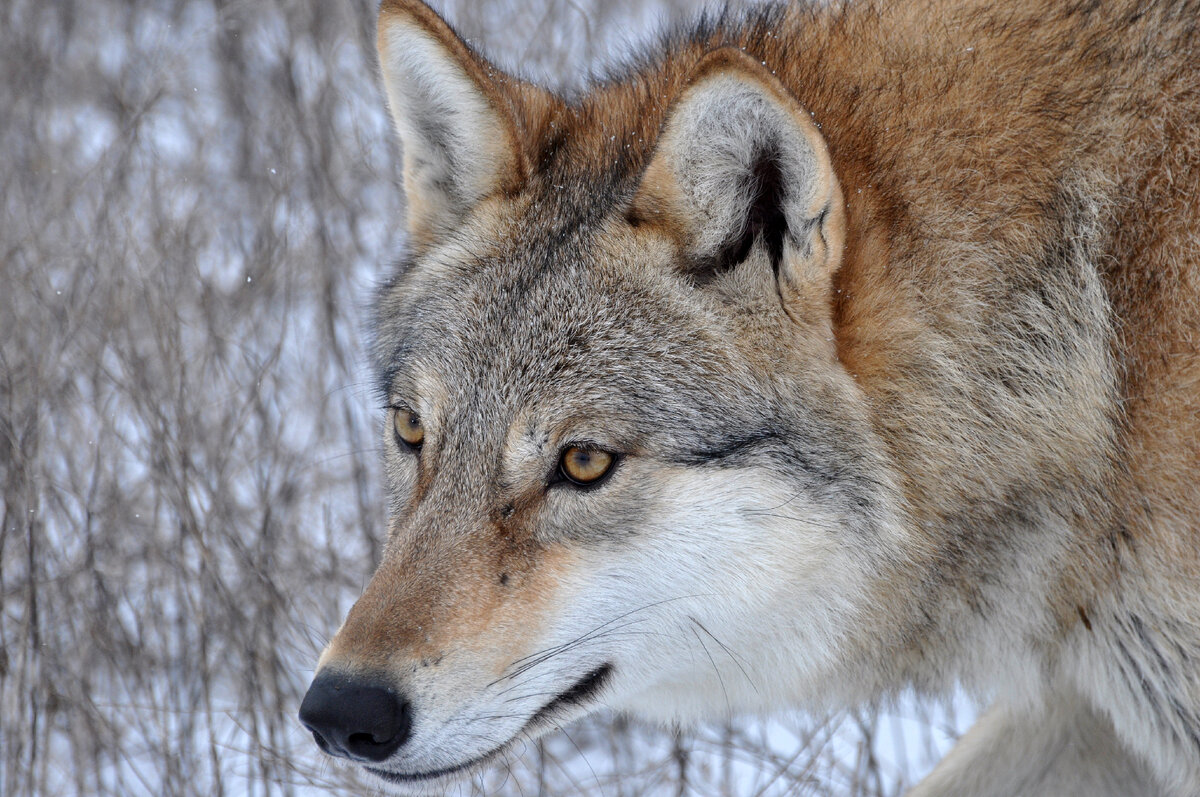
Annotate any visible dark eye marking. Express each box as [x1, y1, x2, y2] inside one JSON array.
[[675, 428, 845, 494], [675, 428, 787, 466]]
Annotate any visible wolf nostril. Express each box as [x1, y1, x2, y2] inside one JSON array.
[[299, 671, 412, 763], [309, 728, 333, 754]]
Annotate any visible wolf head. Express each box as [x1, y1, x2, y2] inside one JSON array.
[[300, 0, 909, 789]]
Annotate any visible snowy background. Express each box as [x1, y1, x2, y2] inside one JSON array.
[[0, 0, 972, 794]]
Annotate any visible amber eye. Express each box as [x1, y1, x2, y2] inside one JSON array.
[[559, 446, 615, 486], [392, 407, 424, 449]]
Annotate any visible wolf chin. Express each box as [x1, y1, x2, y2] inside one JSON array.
[[298, 1, 1200, 794]]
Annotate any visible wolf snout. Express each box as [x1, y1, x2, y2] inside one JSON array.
[[299, 671, 412, 763]]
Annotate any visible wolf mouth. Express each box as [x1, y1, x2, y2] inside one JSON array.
[[365, 663, 613, 785]]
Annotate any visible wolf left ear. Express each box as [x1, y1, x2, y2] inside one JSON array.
[[377, 0, 527, 244], [632, 49, 845, 322]]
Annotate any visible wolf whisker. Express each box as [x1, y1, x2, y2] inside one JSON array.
[[689, 615, 760, 695]]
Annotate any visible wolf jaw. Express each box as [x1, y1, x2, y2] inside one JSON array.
[[364, 664, 612, 787]]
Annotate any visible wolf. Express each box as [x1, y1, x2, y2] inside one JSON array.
[[298, 0, 1200, 793]]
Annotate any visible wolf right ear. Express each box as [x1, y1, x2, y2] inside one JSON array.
[[632, 49, 845, 323], [377, 0, 527, 245]]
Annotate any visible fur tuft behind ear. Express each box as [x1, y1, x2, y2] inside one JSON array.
[[632, 48, 844, 319], [377, 0, 525, 244]]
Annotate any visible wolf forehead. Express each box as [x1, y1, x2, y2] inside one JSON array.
[[370, 214, 749, 408]]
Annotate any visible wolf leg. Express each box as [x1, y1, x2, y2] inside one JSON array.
[[908, 691, 1161, 797]]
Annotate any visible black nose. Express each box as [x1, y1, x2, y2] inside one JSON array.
[[298, 671, 412, 763]]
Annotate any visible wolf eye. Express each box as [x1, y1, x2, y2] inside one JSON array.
[[559, 446, 615, 486], [392, 407, 424, 449]]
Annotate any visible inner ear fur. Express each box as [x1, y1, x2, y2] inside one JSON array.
[[376, 0, 531, 245], [632, 48, 845, 321]]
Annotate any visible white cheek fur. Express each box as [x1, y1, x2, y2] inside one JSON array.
[[549, 467, 873, 724]]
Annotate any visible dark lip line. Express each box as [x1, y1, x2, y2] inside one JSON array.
[[365, 663, 613, 785]]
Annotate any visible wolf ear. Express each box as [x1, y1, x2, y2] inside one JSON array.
[[632, 49, 845, 321], [377, 0, 526, 244]]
